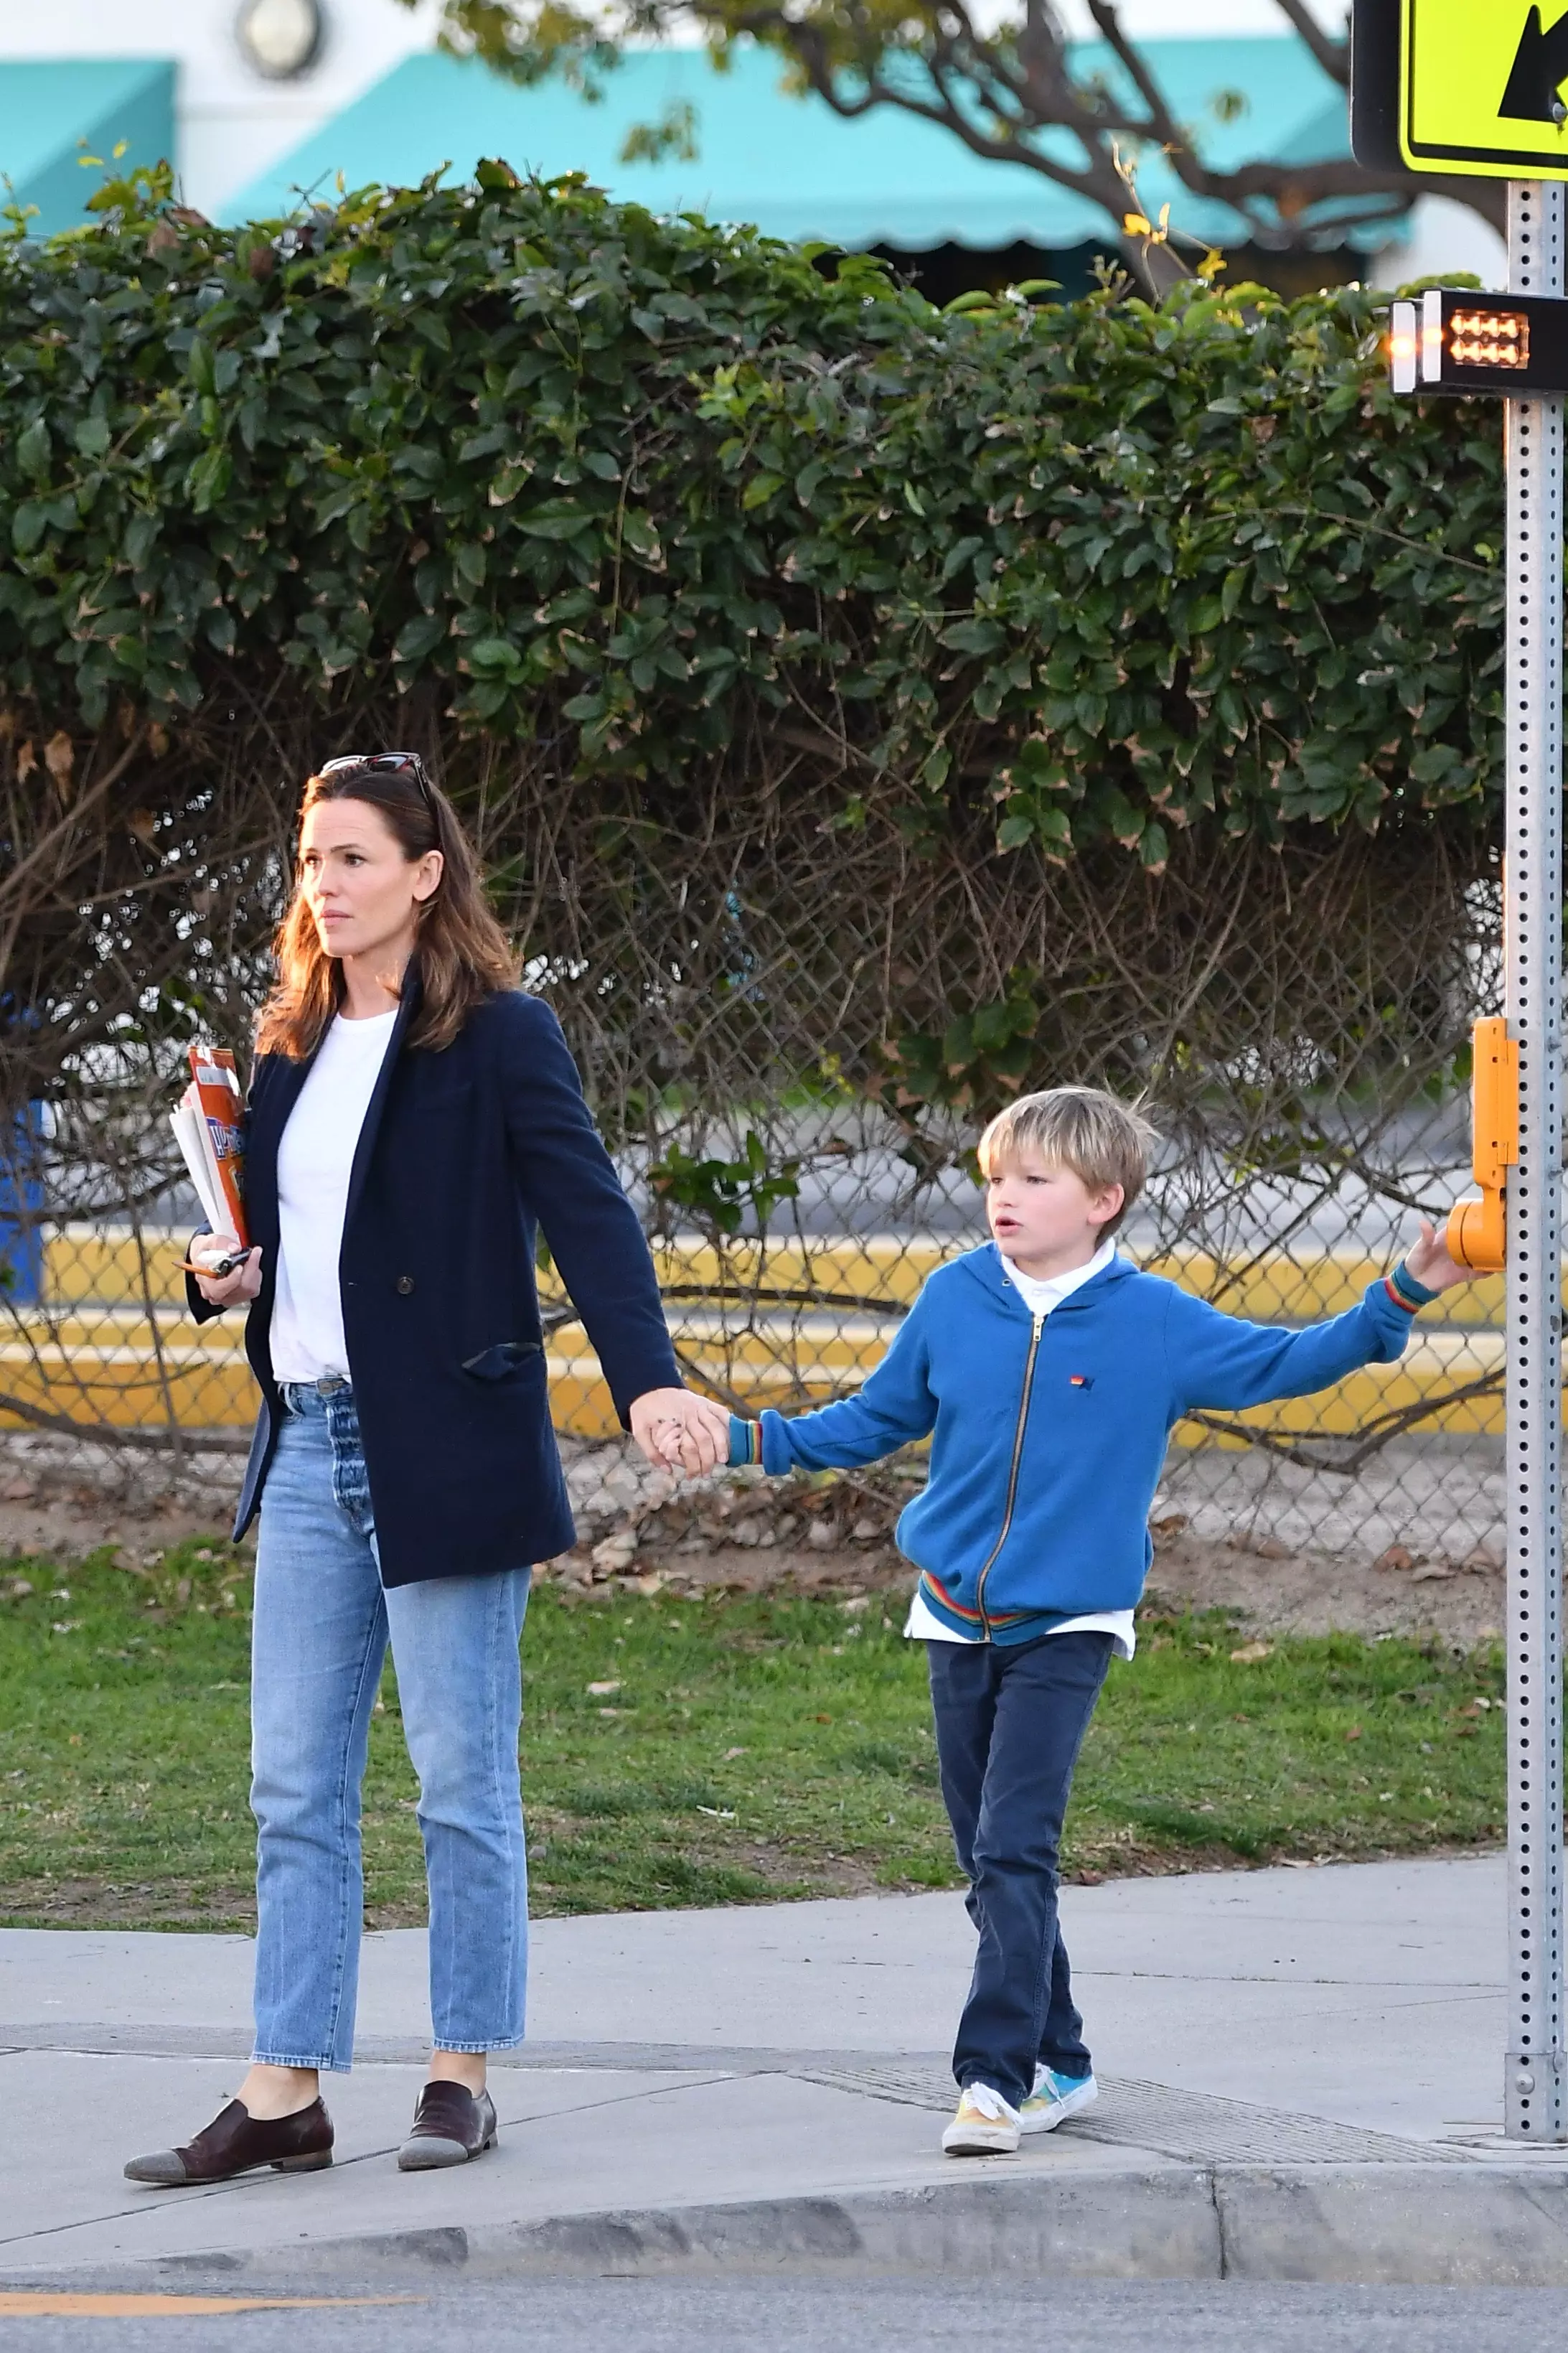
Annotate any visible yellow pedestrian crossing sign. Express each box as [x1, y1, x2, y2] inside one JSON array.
[[1402, 0, 1568, 177]]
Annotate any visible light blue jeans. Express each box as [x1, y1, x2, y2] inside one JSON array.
[[250, 1379, 530, 2071]]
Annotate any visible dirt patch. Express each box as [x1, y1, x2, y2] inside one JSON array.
[[1143, 1521, 1505, 1649], [0, 1436, 248, 1567], [0, 1879, 424, 1932], [528, 1847, 891, 1913], [714, 1845, 894, 1899], [1064, 1831, 1499, 1886], [0, 1878, 256, 1930]]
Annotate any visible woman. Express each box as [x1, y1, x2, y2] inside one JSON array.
[[126, 752, 728, 2186]]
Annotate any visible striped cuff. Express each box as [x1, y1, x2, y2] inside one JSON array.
[[1384, 1259, 1438, 1314], [730, 1417, 763, 1467]]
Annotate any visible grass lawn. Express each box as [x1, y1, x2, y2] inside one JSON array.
[[0, 1539, 1506, 1931]]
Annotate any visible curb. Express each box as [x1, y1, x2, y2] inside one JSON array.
[[133, 2164, 1568, 2289]]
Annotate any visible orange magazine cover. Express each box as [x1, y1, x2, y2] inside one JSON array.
[[183, 1044, 248, 1249]]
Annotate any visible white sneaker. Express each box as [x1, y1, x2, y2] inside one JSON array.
[[942, 2082, 1021, 2155], [1020, 2065, 1098, 2134]]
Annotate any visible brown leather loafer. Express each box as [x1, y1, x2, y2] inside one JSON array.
[[397, 2081, 498, 2171], [124, 2096, 334, 2186]]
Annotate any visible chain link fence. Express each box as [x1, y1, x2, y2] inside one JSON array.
[[0, 724, 1511, 1591]]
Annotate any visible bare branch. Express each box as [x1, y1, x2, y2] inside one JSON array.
[[1272, 0, 1349, 85]]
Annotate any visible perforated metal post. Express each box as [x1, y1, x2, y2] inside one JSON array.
[[1504, 178, 1567, 2143]]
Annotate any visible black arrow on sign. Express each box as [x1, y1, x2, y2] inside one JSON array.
[[1501, 5, 1568, 121]]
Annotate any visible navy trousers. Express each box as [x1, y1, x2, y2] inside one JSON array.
[[926, 1628, 1115, 2110]]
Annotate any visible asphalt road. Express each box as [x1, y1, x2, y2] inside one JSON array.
[[0, 2278, 1563, 2351]]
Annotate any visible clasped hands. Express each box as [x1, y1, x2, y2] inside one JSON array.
[[629, 1386, 733, 1479]]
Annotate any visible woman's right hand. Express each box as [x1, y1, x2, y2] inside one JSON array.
[[192, 1236, 263, 1309]]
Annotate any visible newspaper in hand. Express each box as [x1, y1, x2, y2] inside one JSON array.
[[171, 1044, 248, 1256]]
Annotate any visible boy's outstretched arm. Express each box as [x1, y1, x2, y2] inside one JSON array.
[[1169, 1218, 1472, 1416], [729, 1296, 938, 1474]]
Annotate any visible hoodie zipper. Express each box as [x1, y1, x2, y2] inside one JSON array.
[[974, 1309, 1044, 1639]]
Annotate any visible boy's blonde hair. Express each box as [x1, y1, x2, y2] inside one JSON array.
[[977, 1086, 1158, 1240]]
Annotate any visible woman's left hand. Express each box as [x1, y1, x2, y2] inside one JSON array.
[[629, 1387, 731, 1478]]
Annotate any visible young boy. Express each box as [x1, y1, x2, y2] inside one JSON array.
[[725, 1086, 1471, 2156]]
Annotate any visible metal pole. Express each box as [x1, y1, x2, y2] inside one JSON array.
[[1504, 177, 1567, 2144]]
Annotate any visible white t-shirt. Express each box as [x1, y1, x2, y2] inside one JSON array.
[[903, 1237, 1136, 1660], [268, 1009, 399, 1385]]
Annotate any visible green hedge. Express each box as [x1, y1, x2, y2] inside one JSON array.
[[0, 164, 1502, 866]]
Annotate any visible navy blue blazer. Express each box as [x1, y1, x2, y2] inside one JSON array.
[[192, 977, 680, 1586]]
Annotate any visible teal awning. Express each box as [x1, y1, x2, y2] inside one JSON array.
[[219, 37, 1382, 253], [1, 60, 177, 236]]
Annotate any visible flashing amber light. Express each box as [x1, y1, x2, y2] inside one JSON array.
[[1449, 307, 1530, 371], [1389, 300, 1418, 395]]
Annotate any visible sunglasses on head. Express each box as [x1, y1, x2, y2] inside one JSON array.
[[319, 752, 436, 812]]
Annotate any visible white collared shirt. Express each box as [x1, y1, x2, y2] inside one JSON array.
[[903, 1238, 1136, 1658]]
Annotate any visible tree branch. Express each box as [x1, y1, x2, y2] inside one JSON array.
[[1272, 0, 1348, 85]]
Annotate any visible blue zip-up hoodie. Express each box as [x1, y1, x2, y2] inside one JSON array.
[[728, 1246, 1425, 1642]]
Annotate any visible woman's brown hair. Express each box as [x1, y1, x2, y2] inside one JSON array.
[[255, 759, 520, 1059]]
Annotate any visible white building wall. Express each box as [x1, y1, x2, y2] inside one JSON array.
[[1369, 195, 1507, 293]]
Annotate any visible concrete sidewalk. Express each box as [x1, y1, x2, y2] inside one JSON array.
[[2, 1855, 1566, 2286]]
